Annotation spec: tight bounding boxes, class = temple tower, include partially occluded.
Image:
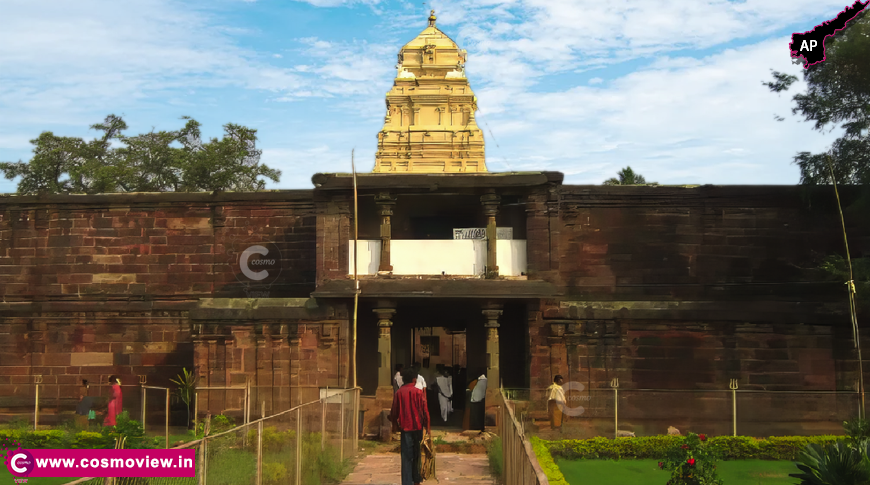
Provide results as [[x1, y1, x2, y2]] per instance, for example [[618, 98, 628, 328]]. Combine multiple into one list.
[[373, 11, 487, 173]]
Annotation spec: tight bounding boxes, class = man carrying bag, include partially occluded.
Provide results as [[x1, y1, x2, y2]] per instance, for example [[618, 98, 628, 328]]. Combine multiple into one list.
[[390, 368, 431, 485]]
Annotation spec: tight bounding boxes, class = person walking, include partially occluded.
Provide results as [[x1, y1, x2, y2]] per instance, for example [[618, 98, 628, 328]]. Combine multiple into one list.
[[435, 368, 453, 424], [390, 368, 430, 485], [547, 375, 566, 432], [103, 375, 123, 427]]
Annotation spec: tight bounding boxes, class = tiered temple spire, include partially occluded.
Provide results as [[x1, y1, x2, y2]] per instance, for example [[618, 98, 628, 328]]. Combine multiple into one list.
[[373, 11, 487, 173]]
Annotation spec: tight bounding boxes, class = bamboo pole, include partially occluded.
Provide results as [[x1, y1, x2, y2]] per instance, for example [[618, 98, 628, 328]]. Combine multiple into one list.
[[351, 149, 359, 390], [256, 418, 263, 485], [827, 156, 865, 419]]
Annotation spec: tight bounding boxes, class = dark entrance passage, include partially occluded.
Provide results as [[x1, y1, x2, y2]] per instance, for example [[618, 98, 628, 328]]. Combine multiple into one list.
[[393, 300, 484, 429], [355, 298, 529, 428]]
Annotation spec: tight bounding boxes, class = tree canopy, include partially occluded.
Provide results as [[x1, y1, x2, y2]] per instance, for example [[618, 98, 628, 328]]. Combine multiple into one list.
[[0, 115, 281, 194], [603, 166, 655, 185], [765, 9, 870, 185]]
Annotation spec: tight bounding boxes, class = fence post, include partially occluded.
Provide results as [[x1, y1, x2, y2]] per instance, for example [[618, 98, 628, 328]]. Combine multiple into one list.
[[321, 394, 326, 452], [194, 392, 198, 433], [339, 390, 345, 462], [353, 388, 359, 454], [295, 407, 302, 485], [141, 389, 147, 427], [200, 438, 208, 485], [611, 378, 619, 439], [730, 379, 739, 437], [256, 418, 263, 485], [34, 375, 42, 430], [164, 389, 170, 449]]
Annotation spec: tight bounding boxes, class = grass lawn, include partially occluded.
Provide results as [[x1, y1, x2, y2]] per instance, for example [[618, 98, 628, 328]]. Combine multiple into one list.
[[556, 458, 800, 485], [0, 465, 73, 485]]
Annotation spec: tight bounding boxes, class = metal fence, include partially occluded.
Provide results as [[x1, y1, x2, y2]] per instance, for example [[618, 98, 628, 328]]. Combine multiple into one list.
[[62, 387, 360, 485], [506, 384, 862, 440], [497, 387, 548, 485]]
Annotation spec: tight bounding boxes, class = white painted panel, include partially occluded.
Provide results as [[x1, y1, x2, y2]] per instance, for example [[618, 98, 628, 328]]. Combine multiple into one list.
[[347, 239, 526, 276], [496, 240, 528, 276], [392, 240, 482, 275], [348, 240, 381, 275]]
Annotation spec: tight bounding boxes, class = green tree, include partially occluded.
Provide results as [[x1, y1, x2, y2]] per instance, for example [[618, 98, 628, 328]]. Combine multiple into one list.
[[765, 9, 870, 185], [0, 115, 281, 194], [602, 166, 654, 185]]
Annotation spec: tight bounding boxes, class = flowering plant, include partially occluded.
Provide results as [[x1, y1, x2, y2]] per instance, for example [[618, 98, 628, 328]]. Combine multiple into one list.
[[659, 432, 723, 485]]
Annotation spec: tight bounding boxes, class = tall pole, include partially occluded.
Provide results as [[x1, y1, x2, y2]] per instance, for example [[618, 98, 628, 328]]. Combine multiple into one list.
[[827, 156, 865, 418], [352, 149, 359, 390]]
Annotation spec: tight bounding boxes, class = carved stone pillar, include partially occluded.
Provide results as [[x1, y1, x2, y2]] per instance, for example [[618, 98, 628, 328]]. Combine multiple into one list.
[[481, 193, 501, 278], [375, 192, 396, 273], [482, 307, 503, 394], [373, 306, 397, 389]]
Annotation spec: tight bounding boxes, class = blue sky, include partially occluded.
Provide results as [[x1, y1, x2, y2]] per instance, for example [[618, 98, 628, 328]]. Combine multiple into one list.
[[0, 0, 855, 191]]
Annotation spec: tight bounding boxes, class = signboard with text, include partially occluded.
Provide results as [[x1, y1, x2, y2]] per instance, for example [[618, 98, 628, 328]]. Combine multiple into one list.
[[452, 227, 513, 240]]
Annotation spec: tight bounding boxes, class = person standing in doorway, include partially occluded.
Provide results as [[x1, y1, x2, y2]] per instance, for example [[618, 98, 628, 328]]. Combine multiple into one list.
[[390, 368, 430, 485], [468, 371, 487, 431], [547, 375, 566, 432], [435, 368, 453, 424], [103, 375, 123, 427], [412, 362, 427, 392]]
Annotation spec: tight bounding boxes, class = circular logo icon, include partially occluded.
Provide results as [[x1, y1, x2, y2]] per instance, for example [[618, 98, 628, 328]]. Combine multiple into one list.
[[235, 242, 282, 286], [7, 450, 34, 477], [559, 381, 587, 417]]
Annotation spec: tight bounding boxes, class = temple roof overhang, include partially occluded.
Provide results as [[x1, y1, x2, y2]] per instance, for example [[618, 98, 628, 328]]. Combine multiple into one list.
[[311, 171, 564, 191]]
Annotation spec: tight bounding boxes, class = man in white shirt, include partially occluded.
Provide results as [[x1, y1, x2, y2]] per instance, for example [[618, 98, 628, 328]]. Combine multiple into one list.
[[469, 373, 487, 431], [547, 375, 566, 431], [393, 364, 404, 393], [413, 362, 427, 391]]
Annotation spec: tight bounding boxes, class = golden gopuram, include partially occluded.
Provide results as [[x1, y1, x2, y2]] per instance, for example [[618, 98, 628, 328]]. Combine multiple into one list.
[[373, 11, 487, 173]]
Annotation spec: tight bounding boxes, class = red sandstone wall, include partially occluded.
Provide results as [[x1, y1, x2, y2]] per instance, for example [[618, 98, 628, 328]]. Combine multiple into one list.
[[0, 193, 322, 421]]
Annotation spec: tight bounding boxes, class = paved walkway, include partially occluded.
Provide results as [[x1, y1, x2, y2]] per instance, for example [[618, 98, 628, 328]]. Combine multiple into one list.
[[341, 453, 495, 485]]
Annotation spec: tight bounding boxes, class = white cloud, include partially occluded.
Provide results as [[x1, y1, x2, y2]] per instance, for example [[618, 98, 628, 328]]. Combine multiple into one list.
[[588, 77, 603, 85], [476, 37, 838, 184]]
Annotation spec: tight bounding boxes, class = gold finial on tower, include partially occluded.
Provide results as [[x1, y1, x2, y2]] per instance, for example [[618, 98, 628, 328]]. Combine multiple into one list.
[[428, 10, 436, 27]]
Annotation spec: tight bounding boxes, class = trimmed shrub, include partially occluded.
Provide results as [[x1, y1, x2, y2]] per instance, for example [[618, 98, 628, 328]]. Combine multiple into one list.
[[547, 434, 845, 461], [486, 435, 504, 480], [530, 436, 569, 485]]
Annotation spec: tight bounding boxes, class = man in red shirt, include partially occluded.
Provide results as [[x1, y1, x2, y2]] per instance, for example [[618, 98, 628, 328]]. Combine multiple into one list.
[[390, 368, 430, 485]]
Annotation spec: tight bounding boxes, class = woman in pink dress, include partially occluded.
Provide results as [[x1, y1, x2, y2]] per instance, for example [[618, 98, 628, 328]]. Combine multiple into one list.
[[103, 375, 123, 426]]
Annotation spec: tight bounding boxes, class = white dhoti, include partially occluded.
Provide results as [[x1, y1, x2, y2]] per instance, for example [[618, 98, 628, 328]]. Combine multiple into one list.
[[436, 376, 453, 423]]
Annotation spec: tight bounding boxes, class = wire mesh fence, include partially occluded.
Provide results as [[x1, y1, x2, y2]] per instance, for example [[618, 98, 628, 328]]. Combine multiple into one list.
[[506, 386, 862, 440], [62, 387, 360, 485]]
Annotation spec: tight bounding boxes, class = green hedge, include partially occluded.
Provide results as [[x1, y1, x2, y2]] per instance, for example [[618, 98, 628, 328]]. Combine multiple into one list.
[[547, 435, 846, 461], [530, 436, 569, 485]]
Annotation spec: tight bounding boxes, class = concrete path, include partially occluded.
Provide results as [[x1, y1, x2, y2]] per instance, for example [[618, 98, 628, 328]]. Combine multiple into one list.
[[341, 453, 495, 485]]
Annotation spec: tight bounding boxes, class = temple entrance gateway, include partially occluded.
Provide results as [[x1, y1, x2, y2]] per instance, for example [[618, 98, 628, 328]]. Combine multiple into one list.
[[355, 299, 529, 429]]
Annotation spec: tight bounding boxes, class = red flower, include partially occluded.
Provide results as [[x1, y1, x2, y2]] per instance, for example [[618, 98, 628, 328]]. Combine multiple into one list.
[[699, 434, 707, 441], [681, 444, 689, 449], [658, 462, 663, 468], [687, 458, 696, 466]]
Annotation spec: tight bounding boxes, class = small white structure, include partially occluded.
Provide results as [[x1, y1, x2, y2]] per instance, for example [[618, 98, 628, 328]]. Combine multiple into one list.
[[348, 239, 527, 276]]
